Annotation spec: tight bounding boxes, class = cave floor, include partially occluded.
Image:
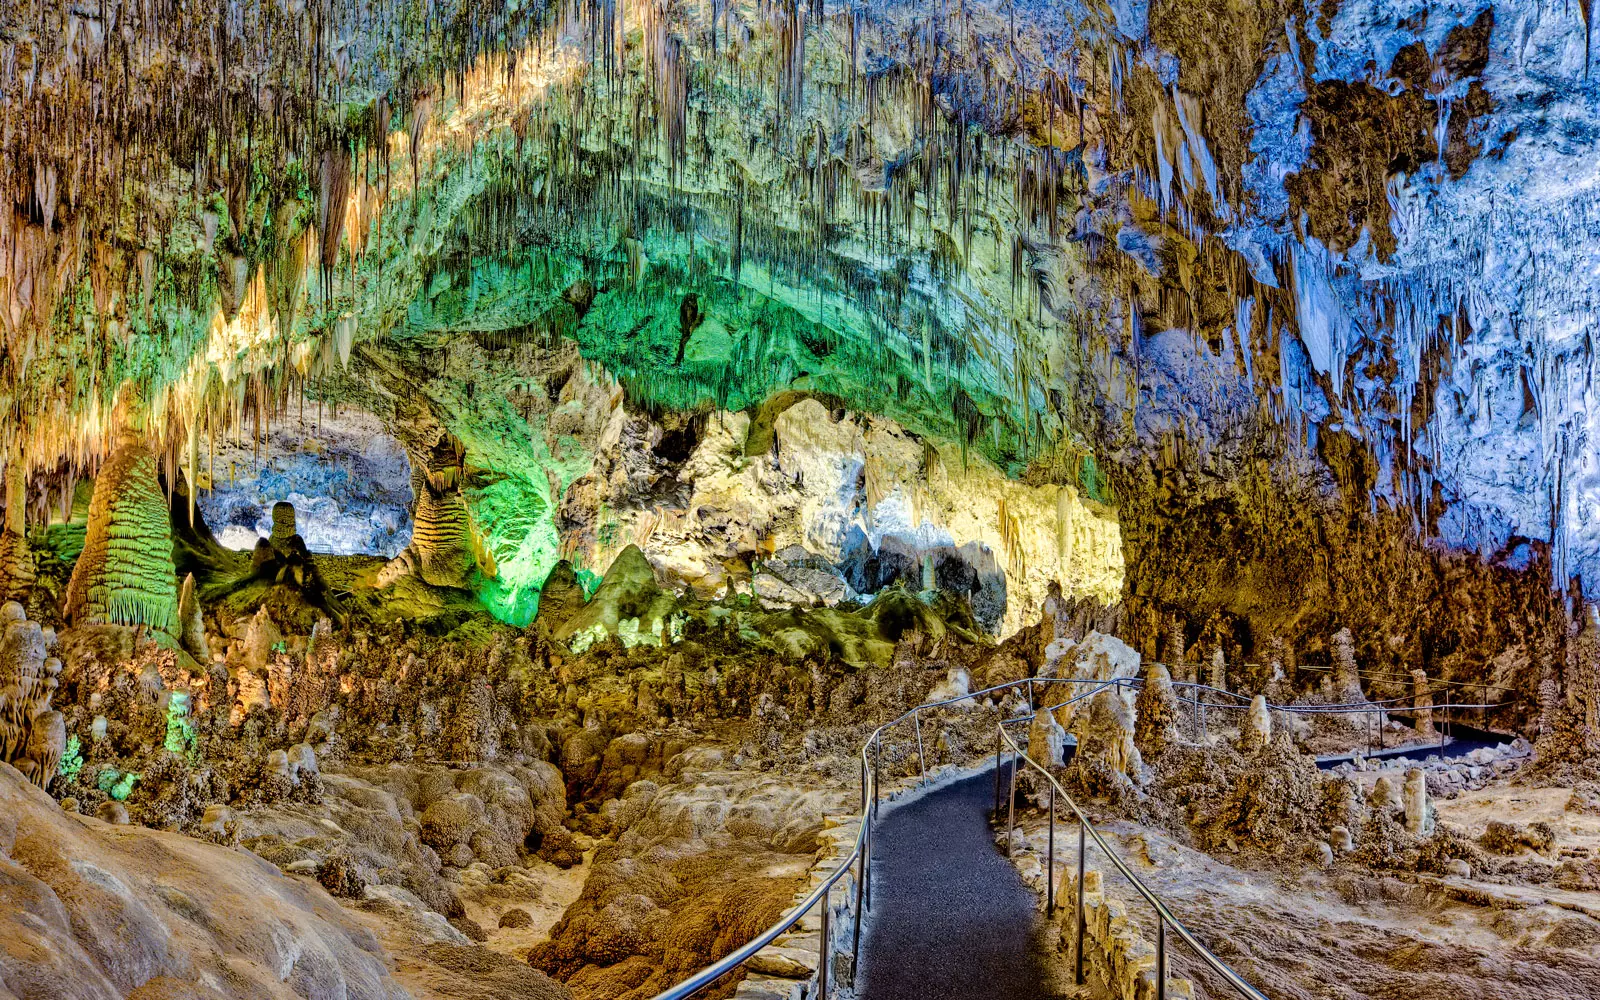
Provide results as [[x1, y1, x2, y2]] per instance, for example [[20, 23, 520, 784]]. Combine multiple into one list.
[[1005, 791, 1600, 1000]]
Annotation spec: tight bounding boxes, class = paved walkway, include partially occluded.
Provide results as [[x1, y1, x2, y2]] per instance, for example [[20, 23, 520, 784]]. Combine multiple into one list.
[[857, 766, 1073, 1000]]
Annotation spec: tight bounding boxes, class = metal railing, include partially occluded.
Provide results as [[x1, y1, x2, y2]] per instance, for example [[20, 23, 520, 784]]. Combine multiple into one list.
[[648, 674, 1268, 1000], [649, 669, 1507, 1000], [994, 702, 1271, 1000], [1160, 678, 1508, 757]]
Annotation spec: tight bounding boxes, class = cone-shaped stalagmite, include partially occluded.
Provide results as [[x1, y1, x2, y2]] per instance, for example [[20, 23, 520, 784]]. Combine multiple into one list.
[[0, 462, 36, 601], [179, 573, 210, 662], [64, 437, 179, 632]]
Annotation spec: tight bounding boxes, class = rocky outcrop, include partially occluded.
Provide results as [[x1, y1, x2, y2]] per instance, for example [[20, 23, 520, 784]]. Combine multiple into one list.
[[0, 759, 411, 1000], [529, 747, 831, 1000]]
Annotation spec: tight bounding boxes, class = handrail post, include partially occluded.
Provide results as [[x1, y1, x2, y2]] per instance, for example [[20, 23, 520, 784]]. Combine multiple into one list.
[[864, 808, 873, 911], [1027, 676, 1034, 712], [872, 738, 881, 820], [1047, 783, 1055, 914], [1156, 914, 1166, 1000], [993, 724, 1003, 813], [1005, 750, 1016, 857], [818, 884, 830, 1000], [851, 837, 865, 968], [913, 708, 926, 785], [1074, 822, 1086, 986]]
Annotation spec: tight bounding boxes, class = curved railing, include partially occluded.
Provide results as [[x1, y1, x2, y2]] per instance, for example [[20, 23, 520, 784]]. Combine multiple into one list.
[[649, 675, 1270, 1000], [993, 702, 1271, 1000], [649, 670, 1507, 1000]]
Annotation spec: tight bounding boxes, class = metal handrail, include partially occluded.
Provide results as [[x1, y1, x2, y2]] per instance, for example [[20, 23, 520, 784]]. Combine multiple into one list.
[[651, 667, 1504, 1000], [995, 716, 1271, 1000], [648, 675, 1121, 1000]]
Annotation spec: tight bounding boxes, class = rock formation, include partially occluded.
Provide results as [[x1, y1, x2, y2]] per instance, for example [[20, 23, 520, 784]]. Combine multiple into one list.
[[0, 602, 62, 788], [0, 461, 36, 602], [1240, 695, 1273, 751], [63, 437, 178, 633], [1133, 662, 1179, 757], [1411, 669, 1437, 740], [1328, 628, 1363, 702]]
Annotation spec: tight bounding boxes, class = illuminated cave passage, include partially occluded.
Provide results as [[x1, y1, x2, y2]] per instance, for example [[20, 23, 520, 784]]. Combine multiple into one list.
[[198, 407, 414, 558], [1, 2, 1600, 1000]]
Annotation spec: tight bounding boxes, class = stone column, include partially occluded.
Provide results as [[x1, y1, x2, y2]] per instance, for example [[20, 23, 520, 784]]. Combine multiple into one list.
[[269, 500, 298, 549], [1167, 613, 1187, 682], [0, 461, 36, 601], [1209, 646, 1227, 692], [1410, 669, 1436, 739], [1404, 767, 1433, 835], [1240, 695, 1272, 750], [1330, 627, 1362, 701]]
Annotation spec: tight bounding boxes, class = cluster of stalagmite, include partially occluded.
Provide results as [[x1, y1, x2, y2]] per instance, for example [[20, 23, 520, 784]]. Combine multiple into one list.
[[0, 602, 63, 788], [63, 436, 178, 632]]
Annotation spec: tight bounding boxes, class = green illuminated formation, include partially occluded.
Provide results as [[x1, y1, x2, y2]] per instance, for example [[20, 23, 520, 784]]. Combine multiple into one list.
[[64, 438, 179, 633]]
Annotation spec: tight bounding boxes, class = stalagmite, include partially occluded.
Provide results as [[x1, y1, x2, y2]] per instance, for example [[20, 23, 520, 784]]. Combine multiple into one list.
[[270, 501, 299, 550], [1410, 669, 1437, 739], [1133, 661, 1179, 756], [0, 601, 61, 787], [1240, 695, 1272, 750], [1404, 768, 1433, 835], [1209, 646, 1227, 692], [380, 467, 483, 590], [1369, 774, 1403, 814], [0, 462, 36, 602], [1328, 628, 1363, 702], [1166, 613, 1187, 681], [63, 433, 179, 633], [178, 574, 210, 664]]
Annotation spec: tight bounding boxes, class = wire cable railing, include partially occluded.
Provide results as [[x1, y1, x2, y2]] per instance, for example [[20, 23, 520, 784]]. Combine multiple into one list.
[[648, 675, 1270, 1000]]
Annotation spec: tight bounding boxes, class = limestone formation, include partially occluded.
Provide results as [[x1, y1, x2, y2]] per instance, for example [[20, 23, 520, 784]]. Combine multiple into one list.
[[1403, 768, 1433, 836], [1328, 628, 1362, 702], [0, 462, 35, 601], [177, 572, 209, 663], [1369, 774, 1403, 815], [1208, 646, 1227, 693], [63, 438, 178, 632], [1072, 687, 1143, 791], [270, 500, 298, 548], [379, 463, 484, 590], [1133, 662, 1179, 757], [1166, 613, 1187, 681], [1240, 695, 1272, 751], [0, 603, 61, 788], [1411, 669, 1437, 739], [1027, 709, 1068, 768]]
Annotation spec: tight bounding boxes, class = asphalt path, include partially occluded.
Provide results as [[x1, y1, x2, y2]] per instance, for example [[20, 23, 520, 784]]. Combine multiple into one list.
[[856, 766, 1067, 1000]]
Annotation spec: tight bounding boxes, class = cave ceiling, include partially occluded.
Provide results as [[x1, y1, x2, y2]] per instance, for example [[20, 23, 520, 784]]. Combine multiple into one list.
[[1, 0, 1596, 637]]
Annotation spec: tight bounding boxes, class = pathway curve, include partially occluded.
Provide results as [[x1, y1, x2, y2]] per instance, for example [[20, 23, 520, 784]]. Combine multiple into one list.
[[856, 766, 1078, 1000]]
